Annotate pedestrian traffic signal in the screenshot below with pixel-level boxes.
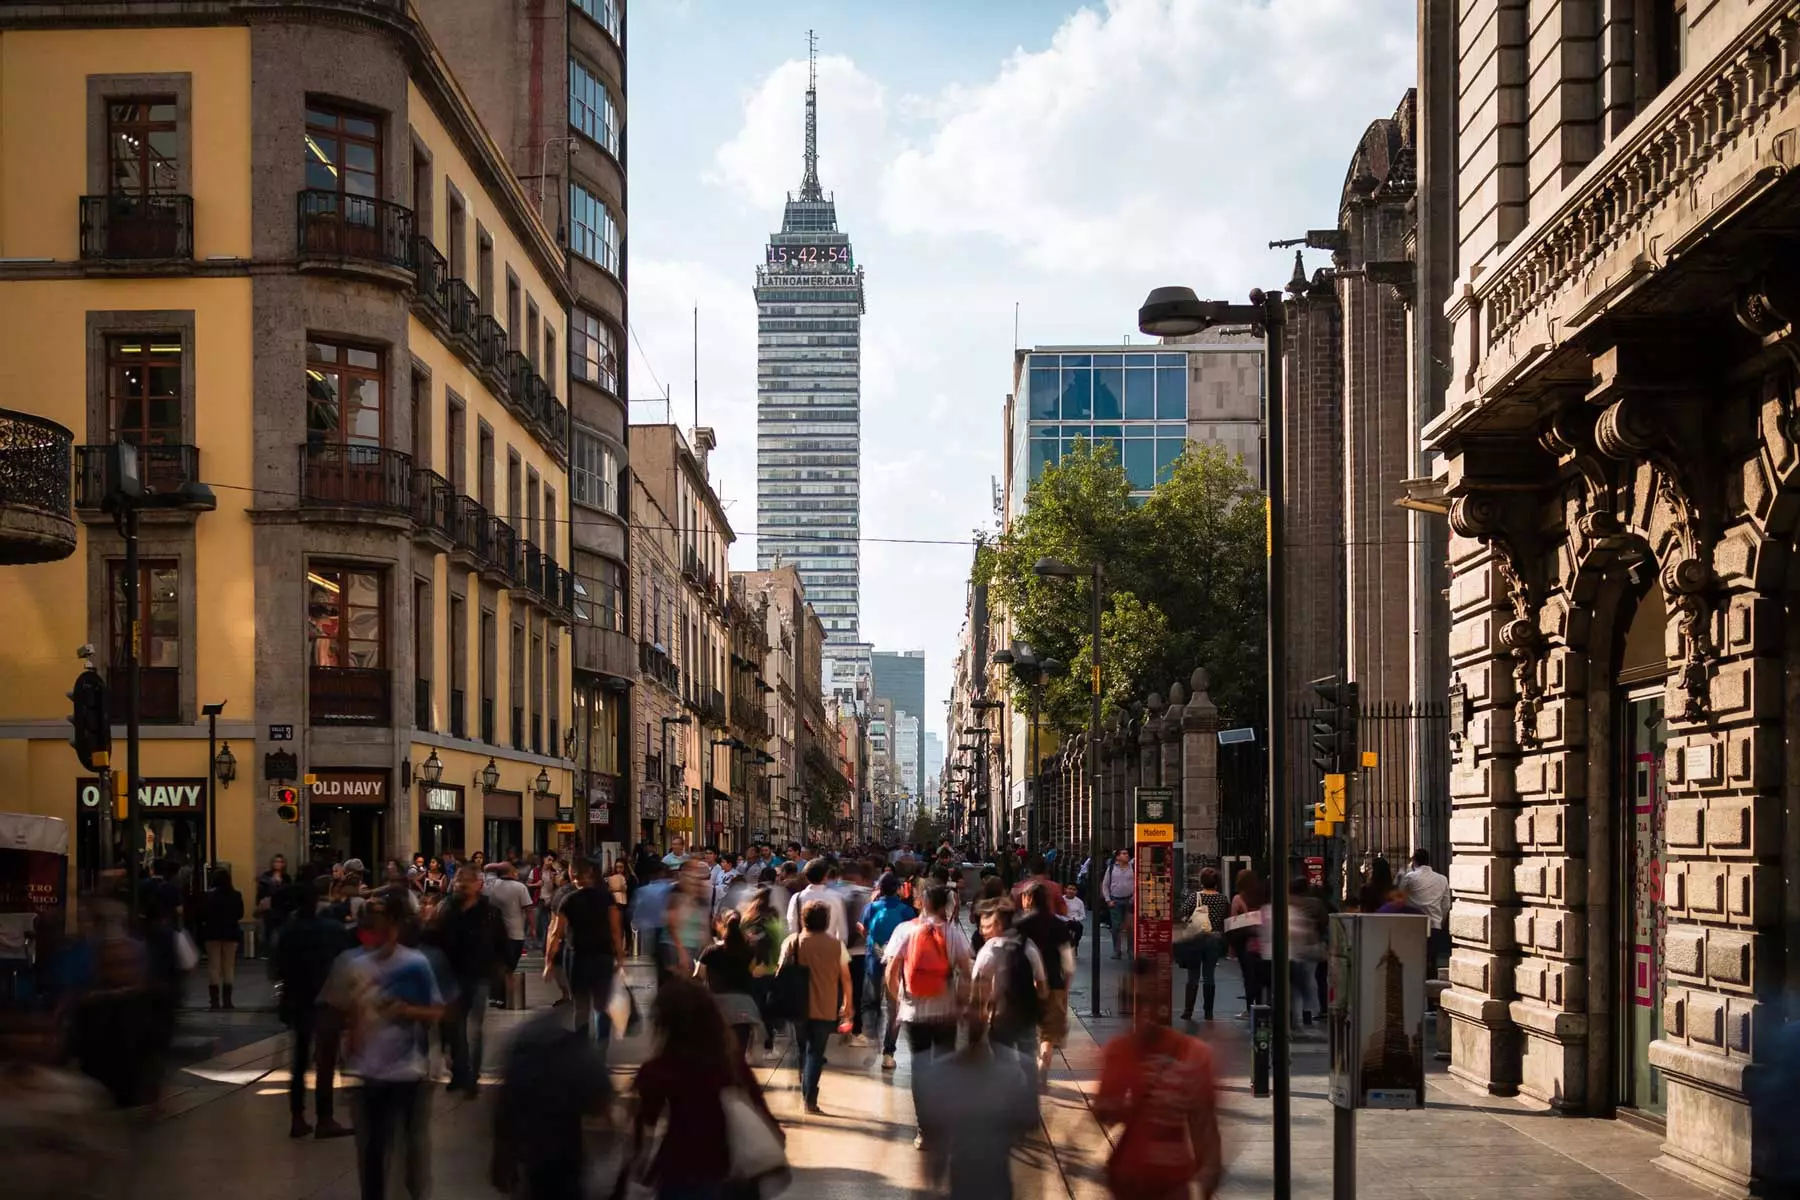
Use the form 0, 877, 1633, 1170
113, 770, 128, 821
275, 785, 299, 823
1309, 676, 1359, 775
66, 668, 110, 772
1312, 800, 1331, 836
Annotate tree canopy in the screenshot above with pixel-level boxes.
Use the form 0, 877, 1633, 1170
984, 440, 1266, 730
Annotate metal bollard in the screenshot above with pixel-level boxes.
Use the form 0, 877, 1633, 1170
1251, 1002, 1272, 1097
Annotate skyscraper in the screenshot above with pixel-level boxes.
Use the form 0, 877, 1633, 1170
871, 649, 925, 788
755, 32, 866, 648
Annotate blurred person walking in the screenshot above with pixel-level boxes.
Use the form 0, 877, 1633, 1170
630, 976, 785, 1200
916, 1010, 1039, 1200
1095, 956, 1224, 1200
1226, 870, 1267, 1014
548, 858, 623, 1044
490, 1008, 611, 1200
971, 899, 1046, 1074
485, 863, 534, 978
274, 879, 356, 1139
777, 900, 853, 1114
324, 900, 446, 1200
429, 866, 505, 1095
861, 872, 917, 1070
198, 867, 245, 1010
1014, 880, 1072, 1080
884, 884, 974, 1150
698, 910, 764, 1061
1174, 867, 1230, 1022
1100, 850, 1136, 960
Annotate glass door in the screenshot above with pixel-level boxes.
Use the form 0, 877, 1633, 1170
1622, 689, 1668, 1115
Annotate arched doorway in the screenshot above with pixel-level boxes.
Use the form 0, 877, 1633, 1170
1614, 581, 1669, 1117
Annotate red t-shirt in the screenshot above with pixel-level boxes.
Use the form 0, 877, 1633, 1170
1096, 1026, 1220, 1195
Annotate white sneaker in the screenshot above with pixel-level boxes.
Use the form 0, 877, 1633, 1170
881, 1054, 896, 1070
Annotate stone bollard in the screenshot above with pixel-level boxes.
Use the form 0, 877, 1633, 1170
1426, 978, 1451, 1060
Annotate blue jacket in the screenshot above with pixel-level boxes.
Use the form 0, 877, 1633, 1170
861, 896, 918, 952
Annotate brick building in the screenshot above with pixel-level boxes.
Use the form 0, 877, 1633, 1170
1427, 1, 1800, 1190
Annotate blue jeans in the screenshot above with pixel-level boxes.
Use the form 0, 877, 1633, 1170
799, 1018, 834, 1106
444, 976, 487, 1091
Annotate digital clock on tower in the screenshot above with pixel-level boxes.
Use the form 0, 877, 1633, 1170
766, 243, 852, 268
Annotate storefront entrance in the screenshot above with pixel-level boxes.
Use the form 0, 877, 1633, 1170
418, 784, 465, 861
78, 776, 207, 905
308, 770, 389, 869
484, 790, 522, 861
1621, 686, 1668, 1115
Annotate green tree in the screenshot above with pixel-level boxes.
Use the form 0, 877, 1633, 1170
987, 440, 1266, 729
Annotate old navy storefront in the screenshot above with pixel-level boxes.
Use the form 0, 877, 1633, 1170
77, 776, 208, 901
308, 769, 388, 867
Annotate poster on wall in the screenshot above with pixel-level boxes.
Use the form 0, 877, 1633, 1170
0, 814, 69, 955
1328, 913, 1428, 1109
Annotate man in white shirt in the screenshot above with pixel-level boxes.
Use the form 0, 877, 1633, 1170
785, 858, 849, 945
1100, 850, 1136, 959
661, 836, 689, 869
1399, 848, 1452, 975
485, 863, 535, 976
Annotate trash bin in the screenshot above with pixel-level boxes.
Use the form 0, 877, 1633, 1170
503, 971, 527, 1010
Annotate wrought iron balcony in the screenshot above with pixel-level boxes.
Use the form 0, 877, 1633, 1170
445, 279, 479, 345
79, 194, 194, 261
413, 237, 449, 323
518, 538, 545, 596
409, 467, 453, 540
504, 349, 533, 402
296, 190, 414, 272
0, 409, 76, 565
309, 666, 392, 726
298, 442, 412, 513
473, 314, 508, 372
453, 495, 490, 560
487, 514, 518, 581
75, 443, 200, 509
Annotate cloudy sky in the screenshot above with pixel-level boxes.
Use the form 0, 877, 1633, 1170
625, 0, 1416, 723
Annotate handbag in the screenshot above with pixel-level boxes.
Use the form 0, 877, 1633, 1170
769, 939, 811, 1022
723, 1087, 788, 1181
606, 972, 633, 1036
1222, 911, 1260, 935
173, 930, 199, 972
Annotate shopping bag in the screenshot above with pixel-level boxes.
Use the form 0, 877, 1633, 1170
173, 930, 199, 972
723, 1087, 788, 1181
606, 973, 632, 1037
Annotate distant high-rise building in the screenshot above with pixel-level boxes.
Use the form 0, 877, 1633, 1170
871, 649, 925, 789
755, 32, 866, 645
923, 732, 944, 797
894, 713, 920, 796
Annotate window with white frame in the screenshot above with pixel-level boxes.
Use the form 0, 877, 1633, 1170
570, 308, 618, 393
569, 60, 620, 157
569, 184, 618, 273
570, 426, 619, 515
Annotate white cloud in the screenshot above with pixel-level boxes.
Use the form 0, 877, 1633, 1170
709, 54, 891, 218
880, 0, 1415, 291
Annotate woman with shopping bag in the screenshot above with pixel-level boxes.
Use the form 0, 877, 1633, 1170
1173, 868, 1231, 1022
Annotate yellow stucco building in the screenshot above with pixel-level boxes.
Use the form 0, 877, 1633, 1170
0, 2, 575, 907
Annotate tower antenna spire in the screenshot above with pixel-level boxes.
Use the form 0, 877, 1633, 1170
800, 29, 822, 201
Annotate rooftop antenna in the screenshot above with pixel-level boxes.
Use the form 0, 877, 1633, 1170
692, 305, 699, 430
800, 30, 823, 201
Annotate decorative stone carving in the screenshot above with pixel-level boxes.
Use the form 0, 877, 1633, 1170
1450, 492, 1547, 749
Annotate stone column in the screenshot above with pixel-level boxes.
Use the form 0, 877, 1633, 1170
1140, 694, 1164, 788
1182, 668, 1221, 886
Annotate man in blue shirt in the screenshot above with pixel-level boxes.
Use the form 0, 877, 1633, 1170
861, 872, 918, 1069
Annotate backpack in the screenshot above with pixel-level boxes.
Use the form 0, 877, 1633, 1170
903, 920, 952, 999
987, 935, 1042, 1035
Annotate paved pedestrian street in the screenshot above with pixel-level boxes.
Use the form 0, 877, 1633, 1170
107, 951, 1726, 1199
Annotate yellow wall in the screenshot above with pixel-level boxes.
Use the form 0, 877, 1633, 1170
0, 277, 256, 721
0, 28, 252, 260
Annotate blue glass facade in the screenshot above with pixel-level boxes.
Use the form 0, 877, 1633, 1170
1023, 352, 1190, 492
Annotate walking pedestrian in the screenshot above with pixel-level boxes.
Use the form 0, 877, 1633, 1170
1014, 881, 1071, 1081
861, 873, 917, 1070
256, 854, 291, 960
1095, 956, 1224, 1200
884, 884, 974, 1150
323, 900, 446, 1200
198, 867, 244, 1011
664, 859, 714, 979
630, 977, 783, 1200
740, 886, 785, 1058
777, 900, 853, 1114
428, 866, 505, 1095
272, 881, 355, 1140
1175, 868, 1231, 1022
485, 863, 534, 978
698, 910, 763, 1061
1227, 869, 1267, 1015
549, 859, 622, 1044
784, 858, 849, 945
1288, 875, 1328, 1030
490, 1008, 611, 1200
971, 899, 1045, 1074
1100, 851, 1136, 959
916, 1011, 1039, 1200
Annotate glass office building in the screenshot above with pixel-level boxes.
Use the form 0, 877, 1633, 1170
754, 58, 867, 645
1010, 339, 1264, 509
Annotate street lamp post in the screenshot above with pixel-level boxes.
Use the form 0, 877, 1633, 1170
1139, 283, 1292, 1199
202, 701, 229, 871
1033, 555, 1104, 1018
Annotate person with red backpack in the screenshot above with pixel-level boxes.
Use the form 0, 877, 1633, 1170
883, 883, 973, 1151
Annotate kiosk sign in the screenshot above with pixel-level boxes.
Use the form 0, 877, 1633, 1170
1132, 787, 1177, 1023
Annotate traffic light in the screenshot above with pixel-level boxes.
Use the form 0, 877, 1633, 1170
113, 769, 129, 821
1309, 676, 1359, 775
1312, 799, 1331, 836
66, 668, 111, 772
275, 786, 300, 823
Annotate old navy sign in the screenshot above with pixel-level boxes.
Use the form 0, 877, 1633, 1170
310, 773, 388, 805
77, 777, 206, 811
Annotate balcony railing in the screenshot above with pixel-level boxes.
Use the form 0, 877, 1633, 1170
409, 467, 453, 539
450, 686, 466, 739
309, 666, 391, 726
296, 190, 414, 271
73, 443, 201, 509
488, 516, 517, 581
415, 677, 432, 731
0, 410, 75, 566
453, 495, 489, 559
413, 238, 448, 323
519, 538, 544, 596
110, 666, 179, 724
299, 442, 412, 513
503, 349, 533, 402
445, 279, 479, 344
481, 696, 496, 744
79, 194, 194, 261
639, 641, 679, 691
473, 314, 508, 371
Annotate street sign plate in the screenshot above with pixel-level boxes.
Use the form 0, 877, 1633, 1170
1134, 822, 1176, 844
555, 822, 577, 834
269, 724, 294, 741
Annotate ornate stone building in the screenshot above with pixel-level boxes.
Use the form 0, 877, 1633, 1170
1429, 1, 1800, 1190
